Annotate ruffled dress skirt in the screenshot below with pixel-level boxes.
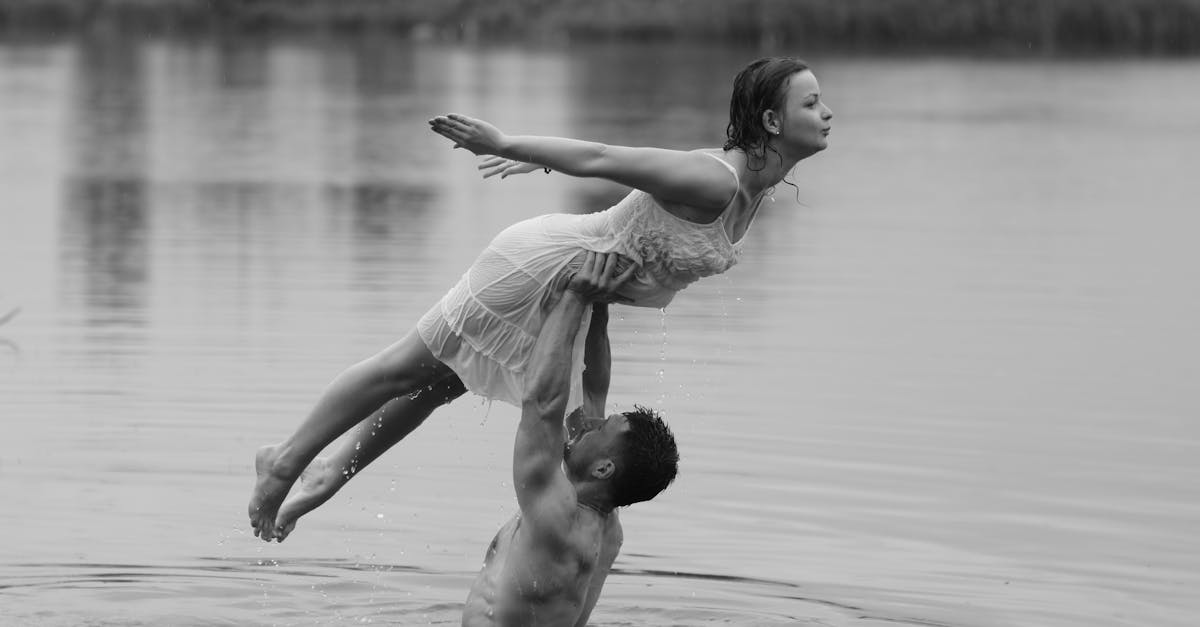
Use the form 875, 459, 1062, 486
417, 214, 601, 408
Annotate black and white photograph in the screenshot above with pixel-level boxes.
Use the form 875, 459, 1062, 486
1, 1, 1197, 625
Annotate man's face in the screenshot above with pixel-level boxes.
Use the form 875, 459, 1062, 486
564, 413, 630, 475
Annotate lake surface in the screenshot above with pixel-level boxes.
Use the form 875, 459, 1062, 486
1, 33, 1198, 626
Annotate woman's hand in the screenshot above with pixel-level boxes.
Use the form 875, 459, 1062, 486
428, 113, 507, 156
478, 156, 544, 179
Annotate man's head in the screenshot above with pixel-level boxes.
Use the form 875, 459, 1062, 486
564, 405, 679, 507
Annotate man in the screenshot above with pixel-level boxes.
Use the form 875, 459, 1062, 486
462, 252, 680, 627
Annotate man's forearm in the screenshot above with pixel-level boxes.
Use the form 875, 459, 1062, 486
523, 291, 588, 415
581, 303, 611, 413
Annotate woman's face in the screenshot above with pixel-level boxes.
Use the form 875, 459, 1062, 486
775, 70, 833, 156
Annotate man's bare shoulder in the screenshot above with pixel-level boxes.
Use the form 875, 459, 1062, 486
519, 496, 587, 547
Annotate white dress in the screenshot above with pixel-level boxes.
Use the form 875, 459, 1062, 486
418, 153, 755, 407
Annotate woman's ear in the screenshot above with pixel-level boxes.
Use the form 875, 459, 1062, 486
591, 459, 615, 480
761, 109, 782, 137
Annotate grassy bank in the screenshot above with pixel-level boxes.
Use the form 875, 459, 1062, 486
2, 0, 1199, 54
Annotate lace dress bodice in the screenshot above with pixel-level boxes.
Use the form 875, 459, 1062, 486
582, 189, 744, 304
531, 152, 754, 308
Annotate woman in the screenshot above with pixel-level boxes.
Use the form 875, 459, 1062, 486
248, 56, 833, 541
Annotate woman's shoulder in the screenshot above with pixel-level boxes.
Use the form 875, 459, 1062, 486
689, 149, 740, 181
631, 148, 743, 219
688, 147, 742, 164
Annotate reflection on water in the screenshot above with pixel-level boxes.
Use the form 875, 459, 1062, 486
61, 179, 149, 326
1, 31, 1199, 627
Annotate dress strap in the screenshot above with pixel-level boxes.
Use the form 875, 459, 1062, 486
702, 152, 740, 188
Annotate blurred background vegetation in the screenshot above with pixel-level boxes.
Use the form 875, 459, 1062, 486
1, 0, 1198, 54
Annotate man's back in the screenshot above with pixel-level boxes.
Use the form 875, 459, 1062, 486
462, 507, 622, 627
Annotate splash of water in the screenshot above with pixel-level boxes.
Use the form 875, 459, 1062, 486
479, 398, 493, 425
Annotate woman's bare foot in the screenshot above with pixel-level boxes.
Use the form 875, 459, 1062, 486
248, 444, 300, 542
274, 457, 342, 542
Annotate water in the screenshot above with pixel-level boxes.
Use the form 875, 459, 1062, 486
2, 34, 1198, 626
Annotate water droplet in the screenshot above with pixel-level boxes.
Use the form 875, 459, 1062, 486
355, 441, 362, 450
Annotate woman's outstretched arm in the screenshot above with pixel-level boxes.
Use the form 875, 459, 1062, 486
429, 113, 738, 214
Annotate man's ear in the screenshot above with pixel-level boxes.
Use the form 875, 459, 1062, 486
591, 459, 615, 480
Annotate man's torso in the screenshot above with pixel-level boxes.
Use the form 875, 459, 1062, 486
462, 510, 622, 627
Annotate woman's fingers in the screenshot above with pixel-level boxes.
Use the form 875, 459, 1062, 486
479, 157, 508, 178
429, 116, 468, 139
479, 158, 526, 179
428, 123, 460, 142
429, 114, 504, 157
478, 156, 506, 169
440, 114, 475, 135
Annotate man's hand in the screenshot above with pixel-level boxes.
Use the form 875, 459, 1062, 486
478, 156, 544, 179
428, 113, 507, 156
567, 252, 637, 304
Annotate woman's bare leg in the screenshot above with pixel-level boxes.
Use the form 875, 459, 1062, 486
273, 375, 467, 541
249, 330, 453, 540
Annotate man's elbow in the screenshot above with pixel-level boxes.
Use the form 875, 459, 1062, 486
521, 387, 569, 421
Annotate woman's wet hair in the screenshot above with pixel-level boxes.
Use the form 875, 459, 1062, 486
724, 56, 810, 170
610, 405, 679, 508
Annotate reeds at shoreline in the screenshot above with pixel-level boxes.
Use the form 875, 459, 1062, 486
2, 0, 1198, 54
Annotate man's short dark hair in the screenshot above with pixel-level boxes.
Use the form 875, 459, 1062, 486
611, 405, 679, 507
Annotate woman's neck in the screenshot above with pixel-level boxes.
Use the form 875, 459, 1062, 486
734, 146, 804, 197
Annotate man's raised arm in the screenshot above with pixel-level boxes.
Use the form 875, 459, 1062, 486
513, 253, 635, 518
582, 302, 611, 415
565, 302, 611, 439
